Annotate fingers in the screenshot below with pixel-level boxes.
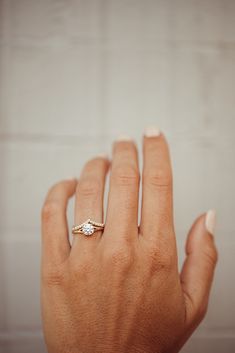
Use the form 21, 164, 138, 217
41, 179, 77, 264
71, 156, 110, 251
104, 138, 140, 242
140, 127, 174, 242
181, 210, 218, 326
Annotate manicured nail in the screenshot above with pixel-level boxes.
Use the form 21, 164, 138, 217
116, 135, 132, 141
205, 209, 216, 235
96, 153, 109, 159
144, 126, 161, 137
65, 178, 77, 182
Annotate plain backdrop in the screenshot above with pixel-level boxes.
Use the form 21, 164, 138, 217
0, 0, 235, 352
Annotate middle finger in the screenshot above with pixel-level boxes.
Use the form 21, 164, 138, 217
104, 137, 140, 242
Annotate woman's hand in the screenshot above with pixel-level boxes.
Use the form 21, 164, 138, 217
41, 128, 217, 353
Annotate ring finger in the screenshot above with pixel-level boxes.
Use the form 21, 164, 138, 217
71, 155, 110, 253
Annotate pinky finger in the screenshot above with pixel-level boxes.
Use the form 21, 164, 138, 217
41, 179, 77, 266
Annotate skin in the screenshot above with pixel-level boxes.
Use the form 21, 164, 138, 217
41, 132, 218, 353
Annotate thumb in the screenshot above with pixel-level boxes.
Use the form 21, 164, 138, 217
180, 210, 218, 326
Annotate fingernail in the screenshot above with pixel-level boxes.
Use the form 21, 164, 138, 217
116, 135, 132, 141
96, 153, 109, 159
205, 209, 216, 235
144, 126, 161, 137
65, 177, 77, 182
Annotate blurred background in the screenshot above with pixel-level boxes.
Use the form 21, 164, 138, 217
0, 0, 235, 352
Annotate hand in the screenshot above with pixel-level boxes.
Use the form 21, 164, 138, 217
41, 129, 218, 353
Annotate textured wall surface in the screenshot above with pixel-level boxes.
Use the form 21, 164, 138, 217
0, 0, 235, 352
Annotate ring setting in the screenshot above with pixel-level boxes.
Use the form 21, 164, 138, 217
72, 219, 105, 236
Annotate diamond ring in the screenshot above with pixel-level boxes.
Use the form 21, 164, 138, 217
72, 219, 105, 236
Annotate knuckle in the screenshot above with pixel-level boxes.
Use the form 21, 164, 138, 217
78, 178, 101, 197
71, 255, 94, 277
143, 169, 172, 189
103, 243, 134, 269
41, 201, 60, 222
113, 164, 140, 187
42, 266, 66, 287
202, 244, 218, 267
147, 244, 174, 273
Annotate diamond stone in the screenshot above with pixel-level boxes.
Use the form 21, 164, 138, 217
82, 223, 95, 236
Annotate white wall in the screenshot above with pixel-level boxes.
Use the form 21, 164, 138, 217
0, 0, 235, 352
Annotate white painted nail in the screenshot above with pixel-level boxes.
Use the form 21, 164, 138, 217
65, 177, 77, 182
96, 153, 109, 159
205, 209, 216, 235
144, 126, 161, 137
116, 135, 132, 141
